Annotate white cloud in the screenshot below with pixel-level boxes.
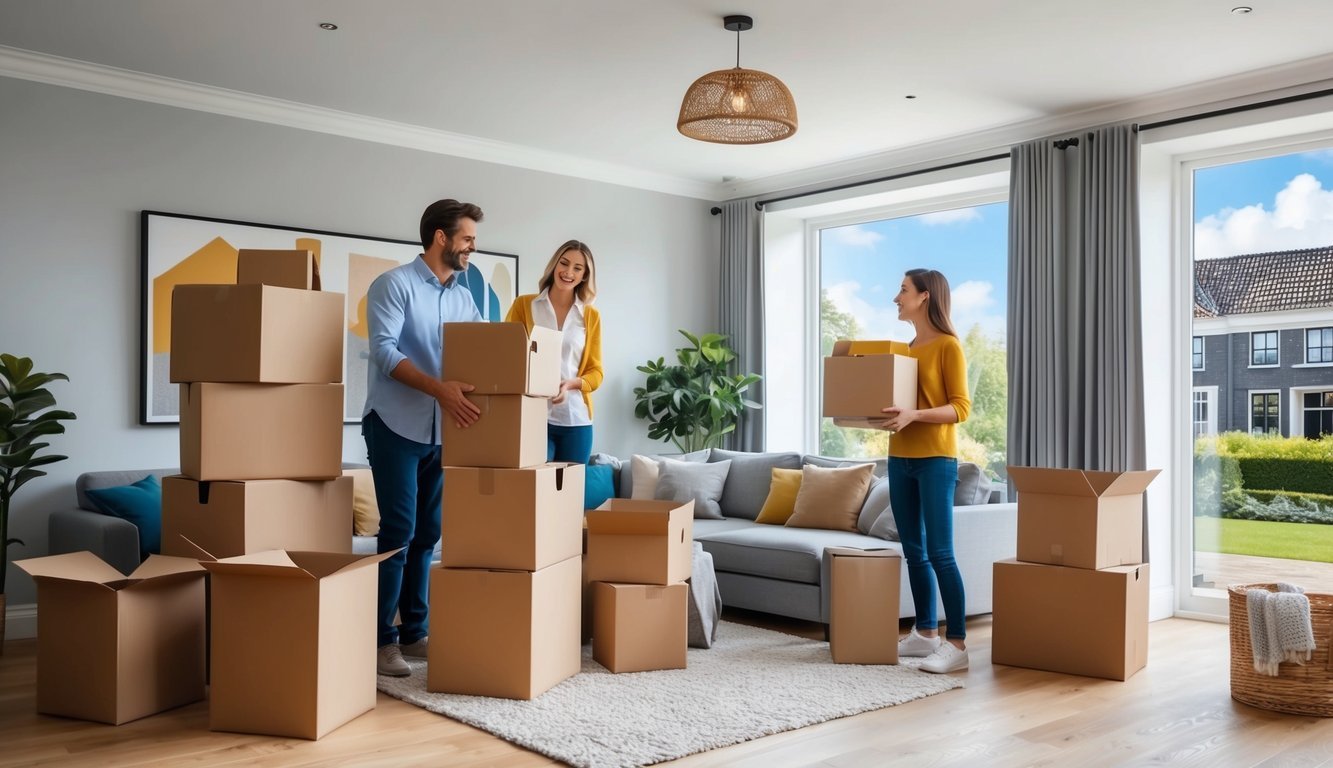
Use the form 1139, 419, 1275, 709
825, 225, 883, 248
1194, 173, 1333, 259
917, 208, 982, 226
825, 279, 1005, 342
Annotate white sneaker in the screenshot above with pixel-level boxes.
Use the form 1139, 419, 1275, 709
920, 642, 969, 673
898, 628, 942, 658
377, 644, 410, 677
400, 636, 429, 659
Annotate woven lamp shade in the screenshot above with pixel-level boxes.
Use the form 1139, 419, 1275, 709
678, 67, 798, 145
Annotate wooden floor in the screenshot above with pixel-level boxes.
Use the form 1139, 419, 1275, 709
2, 611, 1330, 768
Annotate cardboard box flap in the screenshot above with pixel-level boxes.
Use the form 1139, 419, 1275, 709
1086, 469, 1161, 497
236, 249, 321, 290
15, 551, 125, 585
587, 499, 693, 535
826, 547, 899, 559
129, 554, 208, 580
1006, 466, 1098, 497
285, 549, 397, 578
830, 339, 910, 357
442, 322, 561, 395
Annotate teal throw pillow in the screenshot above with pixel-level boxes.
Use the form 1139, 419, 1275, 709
86, 475, 162, 561
584, 464, 616, 510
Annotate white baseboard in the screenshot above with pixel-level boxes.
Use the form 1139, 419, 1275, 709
1149, 584, 1175, 622
4, 602, 36, 641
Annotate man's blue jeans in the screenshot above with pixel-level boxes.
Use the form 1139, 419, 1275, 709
888, 456, 966, 640
363, 410, 442, 648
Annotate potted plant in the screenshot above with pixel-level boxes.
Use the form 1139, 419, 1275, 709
1, 354, 76, 652
633, 330, 761, 453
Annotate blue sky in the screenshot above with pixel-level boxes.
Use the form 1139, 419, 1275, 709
821, 148, 1333, 341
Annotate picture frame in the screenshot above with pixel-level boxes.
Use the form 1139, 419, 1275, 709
140, 210, 519, 425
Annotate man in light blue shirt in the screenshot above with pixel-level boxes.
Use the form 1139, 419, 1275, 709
364, 198, 484, 677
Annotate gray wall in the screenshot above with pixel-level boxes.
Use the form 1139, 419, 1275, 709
0, 76, 718, 606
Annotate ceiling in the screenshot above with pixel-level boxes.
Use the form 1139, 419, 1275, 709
3, 0, 1333, 200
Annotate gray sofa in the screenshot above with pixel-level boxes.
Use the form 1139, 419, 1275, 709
48, 465, 380, 574
607, 449, 1017, 625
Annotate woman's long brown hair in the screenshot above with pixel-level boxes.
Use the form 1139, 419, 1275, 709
905, 268, 957, 337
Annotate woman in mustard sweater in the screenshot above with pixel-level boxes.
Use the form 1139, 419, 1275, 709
504, 240, 603, 463
879, 268, 973, 674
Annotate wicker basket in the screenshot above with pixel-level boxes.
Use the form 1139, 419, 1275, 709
1228, 583, 1333, 717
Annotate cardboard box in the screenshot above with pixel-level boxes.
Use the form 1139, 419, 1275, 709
15, 552, 206, 725
592, 582, 687, 673
585, 499, 694, 586
179, 382, 344, 480
442, 322, 562, 397
200, 548, 394, 740
828, 547, 901, 665
822, 340, 918, 428
428, 555, 582, 699
992, 559, 1149, 681
441, 394, 548, 469
441, 463, 584, 570
170, 283, 343, 384
1008, 466, 1160, 569
237, 249, 321, 290
161, 475, 352, 558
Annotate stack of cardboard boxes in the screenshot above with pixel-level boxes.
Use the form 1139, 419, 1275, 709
169, 249, 388, 739
821, 339, 917, 428
992, 466, 1160, 681
428, 322, 586, 700
584, 498, 694, 673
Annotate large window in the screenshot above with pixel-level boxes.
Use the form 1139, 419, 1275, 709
817, 201, 1008, 476
1308, 327, 1333, 364
1250, 331, 1279, 366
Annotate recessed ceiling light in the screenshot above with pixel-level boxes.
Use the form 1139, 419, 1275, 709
318, 22, 338, 30
1230, 6, 1253, 14
905, 95, 917, 100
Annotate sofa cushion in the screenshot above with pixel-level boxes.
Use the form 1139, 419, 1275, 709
801, 454, 887, 477
786, 463, 876, 532
619, 449, 709, 499
709, 449, 802, 520
699, 524, 900, 584
869, 508, 899, 541
344, 469, 380, 536
857, 475, 891, 535
956, 461, 993, 505
589, 453, 623, 496
85, 474, 162, 560
584, 463, 617, 510
76, 468, 178, 512
754, 468, 803, 525
654, 457, 731, 519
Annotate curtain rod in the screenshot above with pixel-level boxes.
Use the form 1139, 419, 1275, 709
721, 85, 1333, 215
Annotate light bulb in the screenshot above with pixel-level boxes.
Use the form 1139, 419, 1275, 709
727, 85, 750, 113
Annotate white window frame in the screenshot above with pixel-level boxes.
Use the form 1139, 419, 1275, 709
1305, 326, 1333, 365
1191, 386, 1218, 436
1248, 389, 1282, 435
1191, 336, 1206, 371
1248, 330, 1280, 368
1293, 386, 1333, 438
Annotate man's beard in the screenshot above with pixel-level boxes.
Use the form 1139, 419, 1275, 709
444, 246, 469, 272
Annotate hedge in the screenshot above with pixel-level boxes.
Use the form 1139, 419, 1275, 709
1235, 457, 1333, 495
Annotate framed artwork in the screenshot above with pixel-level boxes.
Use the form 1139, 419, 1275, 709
140, 210, 519, 424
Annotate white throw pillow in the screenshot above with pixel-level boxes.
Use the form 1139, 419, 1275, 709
630, 454, 661, 500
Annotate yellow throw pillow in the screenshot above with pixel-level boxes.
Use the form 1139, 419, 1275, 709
755, 468, 804, 525
785, 463, 876, 532
344, 469, 380, 536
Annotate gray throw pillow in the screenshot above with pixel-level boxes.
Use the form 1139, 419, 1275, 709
618, 449, 709, 499
801, 454, 888, 477
709, 449, 802, 520
857, 475, 891, 534
955, 461, 993, 506
869, 507, 899, 541
654, 457, 732, 519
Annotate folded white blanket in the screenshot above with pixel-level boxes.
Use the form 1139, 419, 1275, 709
1246, 583, 1316, 677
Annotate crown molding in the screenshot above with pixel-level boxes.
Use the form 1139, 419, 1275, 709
0, 45, 720, 201
724, 53, 1333, 202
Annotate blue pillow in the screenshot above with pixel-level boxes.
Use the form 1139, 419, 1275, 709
584, 464, 616, 510
86, 475, 162, 561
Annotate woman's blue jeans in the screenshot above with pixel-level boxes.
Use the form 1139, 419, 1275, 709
888, 456, 966, 640
363, 410, 442, 648
548, 424, 593, 464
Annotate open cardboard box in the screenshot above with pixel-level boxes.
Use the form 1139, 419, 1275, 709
1007, 466, 1160, 569
442, 322, 562, 397
15, 552, 207, 725
585, 498, 694, 586
822, 339, 918, 429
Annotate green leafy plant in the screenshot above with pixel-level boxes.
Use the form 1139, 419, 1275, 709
1, 355, 76, 594
633, 330, 761, 453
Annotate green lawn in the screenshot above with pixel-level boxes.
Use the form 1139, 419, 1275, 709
1194, 517, 1333, 563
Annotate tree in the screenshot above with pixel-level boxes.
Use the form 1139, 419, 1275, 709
819, 290, 861, 356
959, 324, 1008, 474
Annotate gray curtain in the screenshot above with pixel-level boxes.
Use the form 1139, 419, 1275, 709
1008, 124, 1147, 476
718, 199, 764, 451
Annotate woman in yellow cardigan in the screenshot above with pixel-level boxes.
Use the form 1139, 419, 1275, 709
879, 268, 973, 674
505, 240, 603, 463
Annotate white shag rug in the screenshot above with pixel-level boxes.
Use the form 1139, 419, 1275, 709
377, 621, 964, 768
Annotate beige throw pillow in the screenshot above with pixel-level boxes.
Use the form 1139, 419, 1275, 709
629, 454, 661, 500
785, 463, 876, 532
343, 469, 380, 536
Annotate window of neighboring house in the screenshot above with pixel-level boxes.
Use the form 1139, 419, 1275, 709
1191, 336, 1205, 370
1250, 391, 1281, 434
1303, 391, 1333, 438
1191, 388, 1216, 436
1306, 327, 1333, 364
818, 199, 1008, 475
1250, 331, 1279, 366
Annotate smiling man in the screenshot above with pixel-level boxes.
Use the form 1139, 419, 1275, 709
363, 198, 485, 677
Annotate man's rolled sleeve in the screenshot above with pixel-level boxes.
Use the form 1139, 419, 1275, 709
367, 277, 408, 376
